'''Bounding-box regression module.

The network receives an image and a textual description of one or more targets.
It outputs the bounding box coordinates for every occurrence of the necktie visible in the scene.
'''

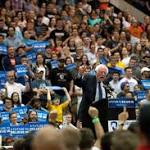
[98,82,102,100]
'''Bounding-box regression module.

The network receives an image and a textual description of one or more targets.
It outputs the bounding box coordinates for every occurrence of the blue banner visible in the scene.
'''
[108,67,124,75]
[0,112,10,122]
[24,39,36,47]
[51,60,60,69]
[46,86,63,91]
[108,98,135,108]
[141,80,150,90]
[0,44,7,55]
[12,106,28,119]
[36,110,48,122]
[0,122,48,138]
[0,123,10,137]
[32,41,49,53]
[65,63,77,71]
[27,122,48,132]
[26,50,36,63]
[135,91,146,102]
[15,65,27,77]
[10,124,29,138]
[0,71,6,88]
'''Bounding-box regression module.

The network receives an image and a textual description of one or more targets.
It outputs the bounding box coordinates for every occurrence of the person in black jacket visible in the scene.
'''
[75,64,109,132]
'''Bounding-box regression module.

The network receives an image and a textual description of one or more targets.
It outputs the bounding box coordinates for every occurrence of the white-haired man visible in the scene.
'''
[75,64,109,131]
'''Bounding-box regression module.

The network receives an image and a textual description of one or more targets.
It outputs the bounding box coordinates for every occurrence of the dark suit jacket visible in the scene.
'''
[75,71,108,131]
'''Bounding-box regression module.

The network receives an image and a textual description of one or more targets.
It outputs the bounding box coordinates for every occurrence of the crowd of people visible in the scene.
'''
[0,0,150,149]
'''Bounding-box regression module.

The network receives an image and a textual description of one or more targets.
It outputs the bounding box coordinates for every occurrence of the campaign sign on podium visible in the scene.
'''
[108,98,136,131]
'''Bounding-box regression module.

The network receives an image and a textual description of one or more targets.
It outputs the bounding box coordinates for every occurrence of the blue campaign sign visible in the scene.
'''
[10,124,29,138]
[141,80,150,90]
[0,112,10,122]
[32,41,49,53]
[37,110,48,122]
[0,71,6,88]
[0,44,7,55]
[135,91,146,102]
[108,98,135,108]
[108,67,124,75]
[65,63,77,71]
[27,122,48,132]
[0,123,10,137]
[46,86,63,91]
[51,60,60,69]
[26,50,36,63]
[13,106,28,118]
[24,39,36,47]
[15,65,27,77]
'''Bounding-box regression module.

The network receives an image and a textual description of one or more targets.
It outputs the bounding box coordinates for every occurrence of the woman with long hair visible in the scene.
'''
[11,92,24,107]
[33,53,49,80]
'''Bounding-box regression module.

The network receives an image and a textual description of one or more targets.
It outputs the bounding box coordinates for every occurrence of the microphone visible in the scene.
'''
[103,84,114,92]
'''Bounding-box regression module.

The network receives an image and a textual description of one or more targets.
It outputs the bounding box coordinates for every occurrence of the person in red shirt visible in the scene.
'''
[137,105,150,150]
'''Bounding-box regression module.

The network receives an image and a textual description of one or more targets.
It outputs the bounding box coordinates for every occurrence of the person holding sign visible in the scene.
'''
[47,87,71,124]
[5,71,30,103]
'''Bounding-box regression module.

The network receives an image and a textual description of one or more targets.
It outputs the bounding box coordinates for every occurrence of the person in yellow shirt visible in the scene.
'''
[47,87,71,123]
[107,53,126,69]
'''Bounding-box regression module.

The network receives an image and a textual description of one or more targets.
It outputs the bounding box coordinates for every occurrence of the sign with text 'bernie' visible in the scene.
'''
[32,41,49,53]
[135,91,146,102]
[108,98,135,108]
[36,110,48,122]
[26,50,36,63]
[0,112,10,123]
[15,65,27,77]
[0,123,10,137]
[51,60,60,69]
[12,106,28,121]
[65,63,77,72]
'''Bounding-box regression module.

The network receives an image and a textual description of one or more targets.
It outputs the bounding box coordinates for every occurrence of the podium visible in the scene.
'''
[108,98,136,131]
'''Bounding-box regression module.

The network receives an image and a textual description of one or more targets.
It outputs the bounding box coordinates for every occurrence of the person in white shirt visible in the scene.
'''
[121,47,130,66]
[62,112,77,129]
[87,43,97,65]
[119,67,138,92]
[5,70,29,102]
[109,72,121,95]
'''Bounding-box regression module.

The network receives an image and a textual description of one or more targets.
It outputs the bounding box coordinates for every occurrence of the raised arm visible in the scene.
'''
[118,107,129,130]
[63,87,71,102]
[88,106,105,149]
[47,89,52,104]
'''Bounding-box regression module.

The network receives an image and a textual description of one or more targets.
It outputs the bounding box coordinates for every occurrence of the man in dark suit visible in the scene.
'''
[75,64,109,132]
